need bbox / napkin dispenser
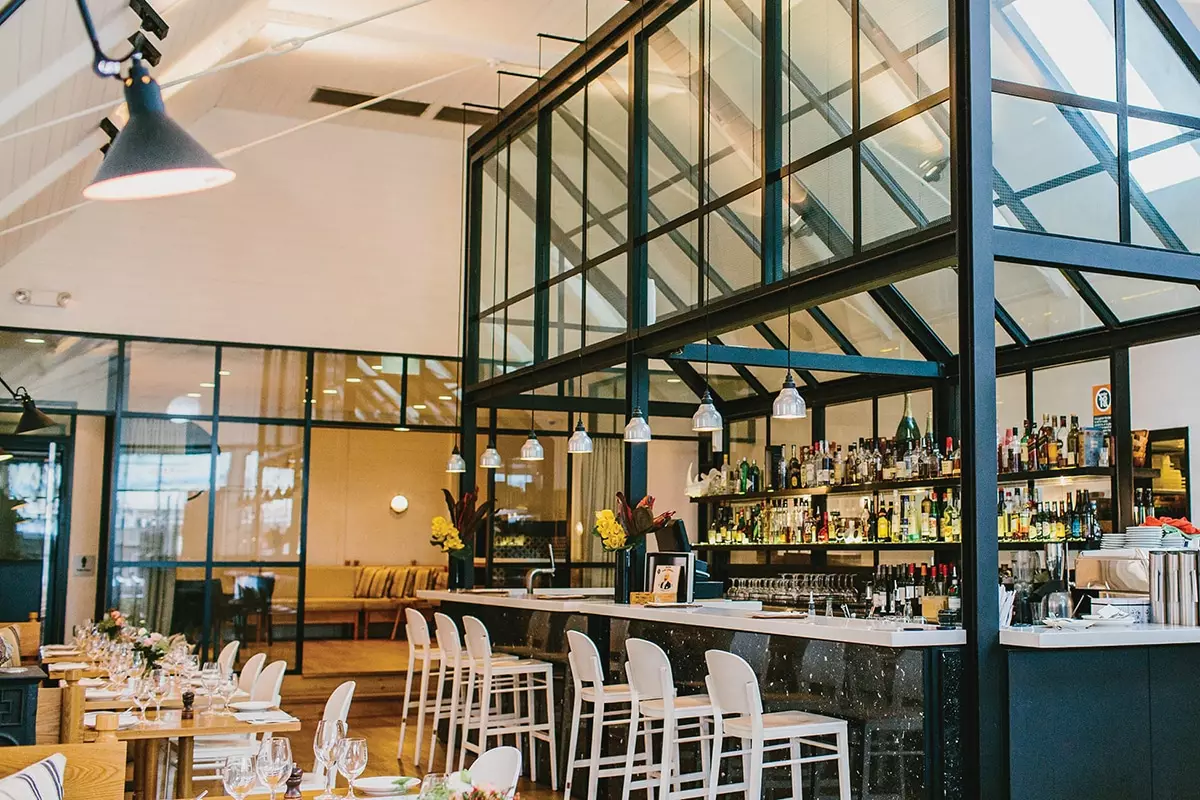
[1075,550,1150,594]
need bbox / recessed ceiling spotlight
[218,370,231,376]
[438,395,453,401]
[393,426,410,432]
[200,382,215,388]
[666,378,681,384]
[346,377,362,383]
[413,404,427,410]
[186,392,202,398]
[23,338,45,344]
[323,388,338,395]
[371,364,383,370]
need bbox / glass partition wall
[0,330,464,672]
[460,0,1200,795]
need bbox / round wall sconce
[389,494,410,515]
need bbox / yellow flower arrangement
[431,516,465,553]
[593,509,628,551]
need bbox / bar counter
[419,589,965,800]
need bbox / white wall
[1132,336,1200,520]
[0,108,464,355]
[65,415,106,633]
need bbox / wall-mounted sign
[1092,384,1113,433]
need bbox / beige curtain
[572,437,624,562]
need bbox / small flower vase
[449,556,473,590]
[613,549,632,604]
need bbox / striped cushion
[387,567,414,599]
[410,567,433,597]
[353,567,380,598]
[0,753,65,800]
[367,567,392,598]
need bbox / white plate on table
[79,677,106,687]
[83,712,138,730]
[229,700,274,712]
[85,688,130,700]
[354,776,421,796]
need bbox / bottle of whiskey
[787,445,802,489]
[1066,415,1081,467]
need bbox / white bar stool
[459,615,559,790]
[428,612,518,771]
[564,630,639,800]
[621,638,714,800]
[703,649,850,800]
[399,608,442,769]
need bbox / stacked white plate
[1101,532,1127,550]
[1161,531,1187,549]
[1125,526,1164,549]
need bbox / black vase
[613,549,632,604]
[448,557,473,590]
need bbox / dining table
[83,708,302,799]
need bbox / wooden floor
[290,697,559,800]
[301,639,411,676]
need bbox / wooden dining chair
[0,742,127,800]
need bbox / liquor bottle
[997,489,1009,541]
[738,457,749,494]
[947,565,961,613]
[1057,416,1068,468]
[947,488,962,542]
[1041,414,1057,469]
[1134,487,1145,525]
[818,511,830,543]
[818,442,832,486]
[1146,488,1156,520]
[899,495,911,542]
[804,446,817,488]
[1019,422,1031,472]
[1066,415,1080,467]
[921,491,935,542]
[788,445,802,489]
[1009,427,1021,473]
[895,392,921,458]
[748,460,761,493]
[876,501,890,542]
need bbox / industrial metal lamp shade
[0,448,11,462]
[480,441,502,469]
[567,419,593,454]
[772,373,808,420]
[692,389,723,432]
[16,397,56,434]
[84,58,234,201]
[445,445,466,473]
[624,408,652,443]
[520,431,544,461]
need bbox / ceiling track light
[0,372,56,434]
[567,418,593,454]
[66,0,233,201]
[692,388,722,433]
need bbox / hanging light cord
[785,2,793,377]
[453,106,468,445]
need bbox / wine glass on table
[313,719,347,800]
[148,668,169,723]
[218,671,239,715]
[222,754,258,800]
[200,661,221,714]
[337,737,368,800]
[257,737,293,800]
[132,677,153,724]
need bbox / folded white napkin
[234,710,296,724]
[79,677,106,687]
[48,662,89,671]
[1094,603,1130,619]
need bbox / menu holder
[644,552,696,604]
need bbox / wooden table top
[82,709,302,741]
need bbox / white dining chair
[217,640,240,673]
[237,652,266,695]
[301,680,358,789]
[399,608,442,770]
[470,746,522,797]
[564,630,635,800]
[251,659,287,706]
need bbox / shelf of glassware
[693,540,1078,551]
[690,476,961,505]
[997,466,1114,484]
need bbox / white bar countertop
[417,589,966,648]
[1000,623,1200,649]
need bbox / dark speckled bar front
[439,600,962,800]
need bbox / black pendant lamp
[85,56,234,200]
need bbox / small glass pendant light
[445,444,466,473]
[624,407,652,443]
[692,389,722,432]
[567,419,593,454]
[772,372,807,419]
[480,439,502,469]
[520,430,544,461]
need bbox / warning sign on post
[1092,384,1112,433]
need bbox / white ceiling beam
[0,130,105,220]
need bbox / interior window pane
[550,90,586,272]
[993,93,1119,242]
[549,274,584,359]
[112,566,200,640]
[311,353,404,424]
[878,389,934,441]
[493,433,568,564]
[647,221,700,323]
[0,333,117,412]
[479,149,506,312]
[508,130,538,299]
[126,342,216,417]
[1086,273,1200,321]
[706,191,762,301]
[815,295,923,359]
[1126,117,1200,252]
[588,55,630,258]
[212,423,304,561]
[479,314,504,382]
[650,359,701,402]
[506,295,536,372]
[996,319,1016,347]
[860,101,951,248]
[218,347,307,419]
[405,358,461,427]
[996,372,1027,439]
[586,255,628,344]
[113,417,213,562]
[785,147,853,273]
[764,309,853,355]
[647,2,701,228]
[859,0,949,126]
[994,261,1103,339]
[212,566,299,668]
[1125,0,1200,117]
[707,0,762,196]
[827,399,873,444]
[894,269,959,354]
[991,0,1115,101]
[783,0,852,161]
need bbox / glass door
[0,438,66,641]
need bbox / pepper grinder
[284,765,303,799]
[181,690,195,720]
